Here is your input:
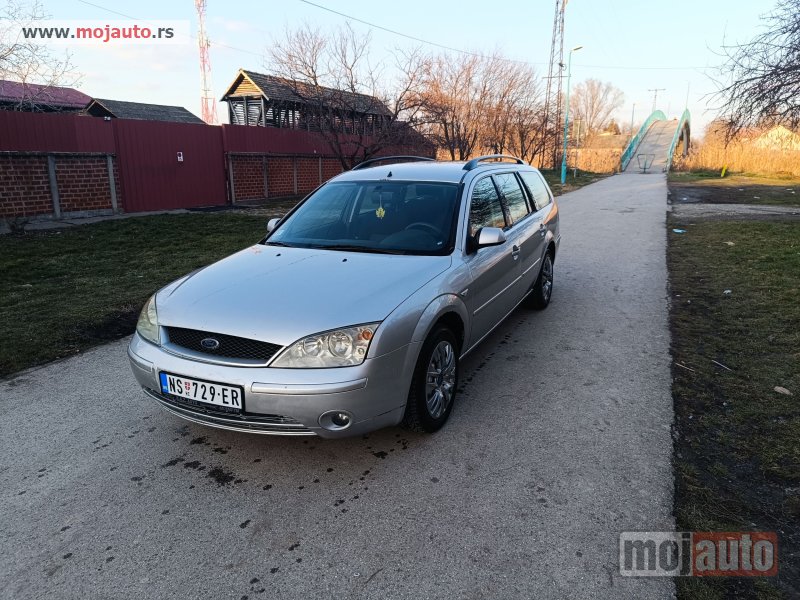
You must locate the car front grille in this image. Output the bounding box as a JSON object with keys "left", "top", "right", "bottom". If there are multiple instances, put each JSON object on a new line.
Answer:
{"left": 164, "top": 326, "right": 282, "bottom": 363}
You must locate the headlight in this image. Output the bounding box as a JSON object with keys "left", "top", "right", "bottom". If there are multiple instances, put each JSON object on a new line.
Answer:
{"left": 271, "top": 323, "right": 379, "bottom": 368}
{"left": 136, "top": 295, "right": 160, "bottom": 345}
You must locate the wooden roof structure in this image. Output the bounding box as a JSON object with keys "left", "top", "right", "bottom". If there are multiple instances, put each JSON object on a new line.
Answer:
{"left": 85, "top": 98, "right": 204, "bottom": 124}
{"left": 220, "top": 69, "right": 392, "bottom": 129}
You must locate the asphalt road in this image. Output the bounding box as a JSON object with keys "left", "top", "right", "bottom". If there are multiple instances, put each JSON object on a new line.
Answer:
{"left": 1, "top": 173, "right": 675, "bottom": 599}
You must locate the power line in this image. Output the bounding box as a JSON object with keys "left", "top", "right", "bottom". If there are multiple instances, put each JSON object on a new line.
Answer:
{"left": 76, "top": 0, "right": 710, "bottom": 72}
{"left": 298, "top": 0, "right": 708, "bottom": 72}
{"left": 577, "top": 64, "right": 707, "bottom": 71}
{"left": 297, "top": 0, "right": 545, "bottom": 66}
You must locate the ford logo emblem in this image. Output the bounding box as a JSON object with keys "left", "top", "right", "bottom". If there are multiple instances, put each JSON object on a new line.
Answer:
{"left": 200, "top": 337, "right": 220, "bottom": 350}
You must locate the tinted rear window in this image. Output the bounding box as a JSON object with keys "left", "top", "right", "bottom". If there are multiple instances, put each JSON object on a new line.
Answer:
{"left": 519, "top": 171, "right": 552, "bottom": 212}
{"left": 494, "top": 173, "right": 530, "bottom": 224}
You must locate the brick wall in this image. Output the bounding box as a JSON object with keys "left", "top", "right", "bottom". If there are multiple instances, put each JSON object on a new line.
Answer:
{"left": 321, "top": 158, "right": 344, "bottom": 182}
{"left": 296, "top": 158, "right": 319, "bottom": 195}
{"left": 0, "top": 155, "right": 51, "bottom": 218}
{"left": 265, "top": 157, "right": 294, "bottom": 198}
{"left": 230, "top": 155, "right": 264, "bottom": 201}
{"left": 229, "top": 154, "right": 346, "bottom": 202}
{"left": 0, "top": 153, "right": 118, "bottom": 220}
{"left": 56, "top": 156, "right": 113, "bottom": 213}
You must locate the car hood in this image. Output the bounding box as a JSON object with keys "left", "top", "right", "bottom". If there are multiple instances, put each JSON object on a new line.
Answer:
{"left": 156, "top": 245, "right": 451, "bottom": 346}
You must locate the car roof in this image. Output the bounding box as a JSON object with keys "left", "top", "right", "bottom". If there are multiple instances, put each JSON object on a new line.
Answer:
{"left": 331, "top": 160, "right": 539, "bottom": 184}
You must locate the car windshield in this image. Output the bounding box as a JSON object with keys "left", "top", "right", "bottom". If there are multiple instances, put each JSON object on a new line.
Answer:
{"left": 264, "top": 181, "right": 460, "bottom": 255}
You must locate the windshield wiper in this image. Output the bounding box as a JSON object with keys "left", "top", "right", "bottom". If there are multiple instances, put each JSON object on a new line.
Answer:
{"left": 263, "top": 241, "right": 293, "bottom": 247}
{"left": 319, "top": 244, "right": 408, "bottom": 255}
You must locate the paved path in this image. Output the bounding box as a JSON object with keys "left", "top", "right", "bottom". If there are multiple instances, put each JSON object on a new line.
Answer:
{"left": 0, "top": 173, "right": 674, "bottom": 599}
{"left": 672, "top": 202, "right": 800, "bottom": 220}
{"left": 624, "top": 120, "right": 676, "bottom": 173}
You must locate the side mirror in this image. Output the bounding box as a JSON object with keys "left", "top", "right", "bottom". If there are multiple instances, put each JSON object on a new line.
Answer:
{"left": 473, "top": 227, "right": 506, "bottom": 251}
{"left": 267, "top": 217, "right": 281, "bottom": 233}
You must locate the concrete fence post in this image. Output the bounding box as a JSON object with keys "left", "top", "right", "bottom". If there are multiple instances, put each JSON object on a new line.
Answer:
{"left": 46, "top": 154, "right": 61, "bottom": 219}
{"left": 268, "top": 155, "right": 269, "bottom": 198}
{"left": 106, "top": 154, "right": 119, "bottom": 213}
{"left": 227, "top": 154, "right": 236, "bottom": 205}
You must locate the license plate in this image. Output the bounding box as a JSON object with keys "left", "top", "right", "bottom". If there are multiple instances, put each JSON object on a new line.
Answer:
{"left": 159, "top": 372, "right": 243, "bottom": 410}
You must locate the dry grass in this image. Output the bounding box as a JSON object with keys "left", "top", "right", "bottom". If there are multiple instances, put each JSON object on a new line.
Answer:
{"left": 674, "top": 138, "right": 800, "bottom": 177}
{"left": 572, "top": 148, "right": 621, "bottom": 173}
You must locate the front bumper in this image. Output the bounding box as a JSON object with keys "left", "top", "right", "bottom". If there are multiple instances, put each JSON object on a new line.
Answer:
{"left": 127, "top": 333, "right": 416, "bottom": 438}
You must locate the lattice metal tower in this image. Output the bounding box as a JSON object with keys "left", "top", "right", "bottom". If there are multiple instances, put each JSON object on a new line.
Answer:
{"left": 541, "top": 0, "right": 566, "bottom": 169}
{"left": 195, "top": 0, "right": 218, "bottom": 124}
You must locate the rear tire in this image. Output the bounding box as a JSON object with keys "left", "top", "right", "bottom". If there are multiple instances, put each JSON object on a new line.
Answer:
{"left": 402, "top": 326, "right": 459, "bottom": 433}
{"left": 528, "top": 250, "right": 554, "bottom": 310}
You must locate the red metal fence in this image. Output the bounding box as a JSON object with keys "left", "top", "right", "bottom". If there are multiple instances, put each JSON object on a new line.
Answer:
{"left": 113, "top": 120, "right": 226, "bottom": 212}
{"left": 0, "top": 111, "right": 433, "bottom": 220}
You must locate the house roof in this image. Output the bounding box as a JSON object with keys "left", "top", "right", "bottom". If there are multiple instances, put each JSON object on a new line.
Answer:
{"left": 0, "top": 79, "right": 91, "bottom": 109}
{"left": 221, "top": 69, "right": 392, "bottom": 117}
{"left": 86, "top": 98, "right": 205, "bottom": 124}
{"left": 753, "top": 125, "right": 800, "bottom": 150}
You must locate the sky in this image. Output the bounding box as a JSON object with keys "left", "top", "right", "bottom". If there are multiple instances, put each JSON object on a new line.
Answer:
{"left": 43, "top": 0, "right": 779, "bottom": 136}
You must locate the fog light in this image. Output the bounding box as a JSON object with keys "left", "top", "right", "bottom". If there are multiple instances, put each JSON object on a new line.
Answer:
{"left": 318, "top": 410, "right": 354, "bottom": 431}
{"left": 331, "top": 412, "right": 350, "bottom": 427}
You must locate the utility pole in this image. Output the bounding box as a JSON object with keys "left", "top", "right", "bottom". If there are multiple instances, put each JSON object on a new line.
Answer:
{"left": 560, "top": 45, "right": 583, "bottom": 184}
{"left": 648, "top": 88, "right": 665, "bottom": 113}
{"left": 195, "top": 0, "right": 218, "bottom": 125}
{"left": 541, "top": 0, "right": 566, "bottom": 170}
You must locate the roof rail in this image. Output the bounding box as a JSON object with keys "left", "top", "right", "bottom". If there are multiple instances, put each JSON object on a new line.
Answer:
{"left": 351, "top": 155, "right": 435, "bottom": 171}
{"left": 462, "top": 154, "right": 525, "bottom": 171}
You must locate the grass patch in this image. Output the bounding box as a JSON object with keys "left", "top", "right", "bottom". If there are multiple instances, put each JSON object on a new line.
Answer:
{"left": 0, "top": 213, "right": 266, "bottom": 377}
{"left": 539, "top": 168, "right": 610, "bottom": 194}
{"left": 669, "top": 218, "right": 800, "bottom": 598}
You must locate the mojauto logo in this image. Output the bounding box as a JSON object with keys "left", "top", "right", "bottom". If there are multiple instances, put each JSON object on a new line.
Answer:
{"left": 619, "top": 531, "right": 778, "bottom": 577}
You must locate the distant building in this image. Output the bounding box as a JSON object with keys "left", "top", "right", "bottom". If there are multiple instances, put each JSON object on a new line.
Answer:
{"left": 85, "top": 98, "right": 204, "bottom": 124}
{"left": 0, "top": 79, "right": 91, "bottom": 113}
{"left": 752, "top": 125, "right": 800, "bottom": 151}
{"left": 220, "top": 69, "right": 392, "bottom": 131}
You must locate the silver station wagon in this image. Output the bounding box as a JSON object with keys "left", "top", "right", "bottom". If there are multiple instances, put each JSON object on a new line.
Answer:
{"left": 128, "top": 155, "right": 560, "bottom": 437}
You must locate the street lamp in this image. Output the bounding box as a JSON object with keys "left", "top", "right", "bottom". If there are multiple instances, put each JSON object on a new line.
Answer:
{"left": 560, "top": 45, "right": 583, "bottom": 185}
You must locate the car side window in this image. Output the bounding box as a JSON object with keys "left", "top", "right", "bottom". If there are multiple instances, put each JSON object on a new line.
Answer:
{"left": 469, "top": 177, "right": 506, "bottom": 236}
{"left": 494, "top": 172, "right": 531, "bottom": 224}
{"left": 519, "top": 171, "right": 552, "bottom": 212}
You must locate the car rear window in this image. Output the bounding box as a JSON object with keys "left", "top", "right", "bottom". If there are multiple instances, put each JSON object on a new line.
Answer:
{"left": 494, "top": 172, "right": 531, "bottom": 224}
{"left": 519, "top": 171, "right": 552, "bottom": 212}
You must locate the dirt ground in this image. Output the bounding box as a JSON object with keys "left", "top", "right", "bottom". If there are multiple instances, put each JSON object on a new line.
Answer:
{"left": 669, "top": 173, "right": 800, "bottom": 206}
{"left": 669, "top": 174, "right": 800, "bottom": 222}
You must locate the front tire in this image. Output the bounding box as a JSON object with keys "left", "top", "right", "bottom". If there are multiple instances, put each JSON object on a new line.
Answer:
{"left": 528, "top": 250, "right": 554, "bottom": 310}
{"left": 402, "top": 326, "right": 459, "bottom": 433}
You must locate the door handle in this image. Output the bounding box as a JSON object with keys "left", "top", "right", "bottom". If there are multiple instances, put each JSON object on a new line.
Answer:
{"left": 511, "top": 245, "right": 520, "bottom": 260}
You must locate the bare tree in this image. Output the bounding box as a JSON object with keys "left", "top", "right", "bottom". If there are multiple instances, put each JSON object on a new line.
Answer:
{"left": 416, "top": 53, "right": 491, "bottom": 160}
{"left": 266, "top": 23, "right": 430, "bottom": 169}
{"left": 0, "top": 0, "right": 77, "bottom": 109}
{"left": 569, "top": 79, "right": 624, "bottom": 136}
{"left": 415, "top": 51, "right": 543, "bottom": 162}
{"left": 484, "top": 61, "right": 542, "bottom": 157}
{"left": 714, "top": 0, "right": 800, "bottom": 136}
